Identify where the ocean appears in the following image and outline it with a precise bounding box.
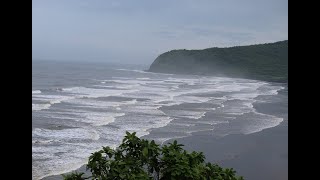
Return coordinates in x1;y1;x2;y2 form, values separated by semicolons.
32;60;286;180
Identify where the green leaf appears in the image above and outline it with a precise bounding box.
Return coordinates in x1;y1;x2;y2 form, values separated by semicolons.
143;147;148;157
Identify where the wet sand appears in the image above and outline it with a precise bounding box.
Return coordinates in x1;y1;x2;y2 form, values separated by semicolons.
167;121;288;180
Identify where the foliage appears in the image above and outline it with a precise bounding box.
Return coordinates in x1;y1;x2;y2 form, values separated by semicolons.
62;172;86;180
149;40;288;83
63;131;244;180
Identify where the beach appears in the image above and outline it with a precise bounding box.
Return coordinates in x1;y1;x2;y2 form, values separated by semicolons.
44;94;288;180
44;122;287;180
170;121;288;180
165;89;288;180
166;89;288;180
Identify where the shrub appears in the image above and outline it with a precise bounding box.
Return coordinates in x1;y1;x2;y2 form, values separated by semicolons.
63;131;244;180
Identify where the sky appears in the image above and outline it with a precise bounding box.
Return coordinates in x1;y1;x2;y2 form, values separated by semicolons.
32;0;288;64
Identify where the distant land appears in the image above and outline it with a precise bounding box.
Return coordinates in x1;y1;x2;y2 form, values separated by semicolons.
148;40;288;83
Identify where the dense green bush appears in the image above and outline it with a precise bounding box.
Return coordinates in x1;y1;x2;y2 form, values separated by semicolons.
63;132;244;180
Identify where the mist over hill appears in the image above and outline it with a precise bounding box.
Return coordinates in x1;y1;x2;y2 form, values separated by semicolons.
148;40;288;82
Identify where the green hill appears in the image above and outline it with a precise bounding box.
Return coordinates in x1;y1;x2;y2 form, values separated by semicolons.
148;40;288;82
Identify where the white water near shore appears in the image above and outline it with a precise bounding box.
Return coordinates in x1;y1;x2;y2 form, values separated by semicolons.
32;64;285;180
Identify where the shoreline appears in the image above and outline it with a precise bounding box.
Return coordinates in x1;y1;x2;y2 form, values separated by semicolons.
43;124;287;180
145;70;288;84
168;120;287;180
162;87;287;180
42;125;287;180
41;84;287;180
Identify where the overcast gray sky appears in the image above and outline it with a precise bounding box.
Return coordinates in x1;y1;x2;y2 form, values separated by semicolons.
32;0;288;64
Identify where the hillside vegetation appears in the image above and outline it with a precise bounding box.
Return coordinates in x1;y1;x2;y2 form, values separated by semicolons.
148;40;288;82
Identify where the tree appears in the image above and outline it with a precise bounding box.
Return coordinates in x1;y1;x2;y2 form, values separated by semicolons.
63;131;244;180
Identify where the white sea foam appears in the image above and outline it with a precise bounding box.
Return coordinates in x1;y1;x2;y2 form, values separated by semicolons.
46;110;126;127
93;84;139;89
115;68;174;75
32;141;101;180
32;73;286;180
164;110;206;119
241;111;284;134
66;98;137;109
61;87;74;92
121;104;164;115
32;127;100;141
119;115;173;135
32;103;51;111
64;86;138;98
32;139;59;145
32;90;41;94
74;112;125;126
32;94;74;106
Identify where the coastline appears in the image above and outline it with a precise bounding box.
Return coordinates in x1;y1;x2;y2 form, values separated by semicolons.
163;86;288;180
43;126;287;180
165;121;287;180
44;124;287;180
41;84;287;180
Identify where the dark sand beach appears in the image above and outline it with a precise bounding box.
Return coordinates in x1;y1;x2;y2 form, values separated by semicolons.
171;121;288;180
170;89;288;180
